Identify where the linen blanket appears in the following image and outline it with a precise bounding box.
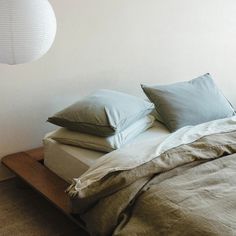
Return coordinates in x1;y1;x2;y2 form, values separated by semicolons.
67;117;236;235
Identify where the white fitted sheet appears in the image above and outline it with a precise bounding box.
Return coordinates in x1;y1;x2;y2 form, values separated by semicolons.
43;121;170;183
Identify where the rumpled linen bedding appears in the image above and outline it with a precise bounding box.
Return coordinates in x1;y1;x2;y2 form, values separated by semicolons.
67;116;236;236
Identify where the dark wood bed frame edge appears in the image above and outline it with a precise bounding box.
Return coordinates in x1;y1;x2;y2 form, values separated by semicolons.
1;147;87;233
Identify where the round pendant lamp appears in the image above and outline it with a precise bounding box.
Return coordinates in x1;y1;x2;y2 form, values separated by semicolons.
0;0;57;65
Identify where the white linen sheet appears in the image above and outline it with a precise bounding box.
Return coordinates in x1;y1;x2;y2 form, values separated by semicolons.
74;116;236;192
44;138;104;183
43;120;170;182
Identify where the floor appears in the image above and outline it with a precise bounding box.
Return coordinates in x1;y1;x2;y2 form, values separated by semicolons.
0;178;88;236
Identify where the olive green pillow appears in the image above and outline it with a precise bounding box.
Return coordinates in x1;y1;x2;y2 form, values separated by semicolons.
142;73;235;132
48;89;154;137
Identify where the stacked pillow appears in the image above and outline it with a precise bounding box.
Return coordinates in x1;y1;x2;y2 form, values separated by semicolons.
47;89;155;152
48;73;232;149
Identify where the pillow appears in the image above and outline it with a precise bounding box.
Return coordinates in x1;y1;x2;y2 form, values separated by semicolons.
47;115;155;152
141;73;235;132
48;89;154;137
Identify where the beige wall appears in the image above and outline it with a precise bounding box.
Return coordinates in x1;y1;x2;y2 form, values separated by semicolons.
1;0;236;180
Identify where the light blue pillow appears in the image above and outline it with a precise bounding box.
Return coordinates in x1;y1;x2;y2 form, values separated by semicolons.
48;115;155;152
142;73;235;132
48;89;154;136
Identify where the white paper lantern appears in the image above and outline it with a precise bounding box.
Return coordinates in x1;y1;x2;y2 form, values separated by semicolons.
0;0;57;65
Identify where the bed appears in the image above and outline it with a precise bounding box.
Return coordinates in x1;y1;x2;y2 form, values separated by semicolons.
3;117;236;235
3;74;236;235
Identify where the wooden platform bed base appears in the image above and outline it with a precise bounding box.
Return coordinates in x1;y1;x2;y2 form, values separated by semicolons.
2;147;87;234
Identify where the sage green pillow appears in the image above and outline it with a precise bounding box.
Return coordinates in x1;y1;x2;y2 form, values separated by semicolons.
48;89;154;137
142;73;235;132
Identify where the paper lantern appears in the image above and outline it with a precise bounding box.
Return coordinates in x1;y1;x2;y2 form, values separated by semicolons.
0;0;57;65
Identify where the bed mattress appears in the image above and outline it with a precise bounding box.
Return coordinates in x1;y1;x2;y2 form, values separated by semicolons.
43;121;170;183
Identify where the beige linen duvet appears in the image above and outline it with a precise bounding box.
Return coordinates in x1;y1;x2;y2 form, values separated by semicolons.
68;117;236;236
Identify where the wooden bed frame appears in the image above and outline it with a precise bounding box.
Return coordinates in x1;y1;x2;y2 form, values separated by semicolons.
2;147;88;234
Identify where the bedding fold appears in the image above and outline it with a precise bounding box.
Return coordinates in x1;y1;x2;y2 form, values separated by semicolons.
71;116;236;193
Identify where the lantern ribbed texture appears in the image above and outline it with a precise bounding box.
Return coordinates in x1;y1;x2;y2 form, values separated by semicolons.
0;0;57;65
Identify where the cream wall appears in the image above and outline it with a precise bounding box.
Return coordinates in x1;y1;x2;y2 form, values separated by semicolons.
1;0;236;180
